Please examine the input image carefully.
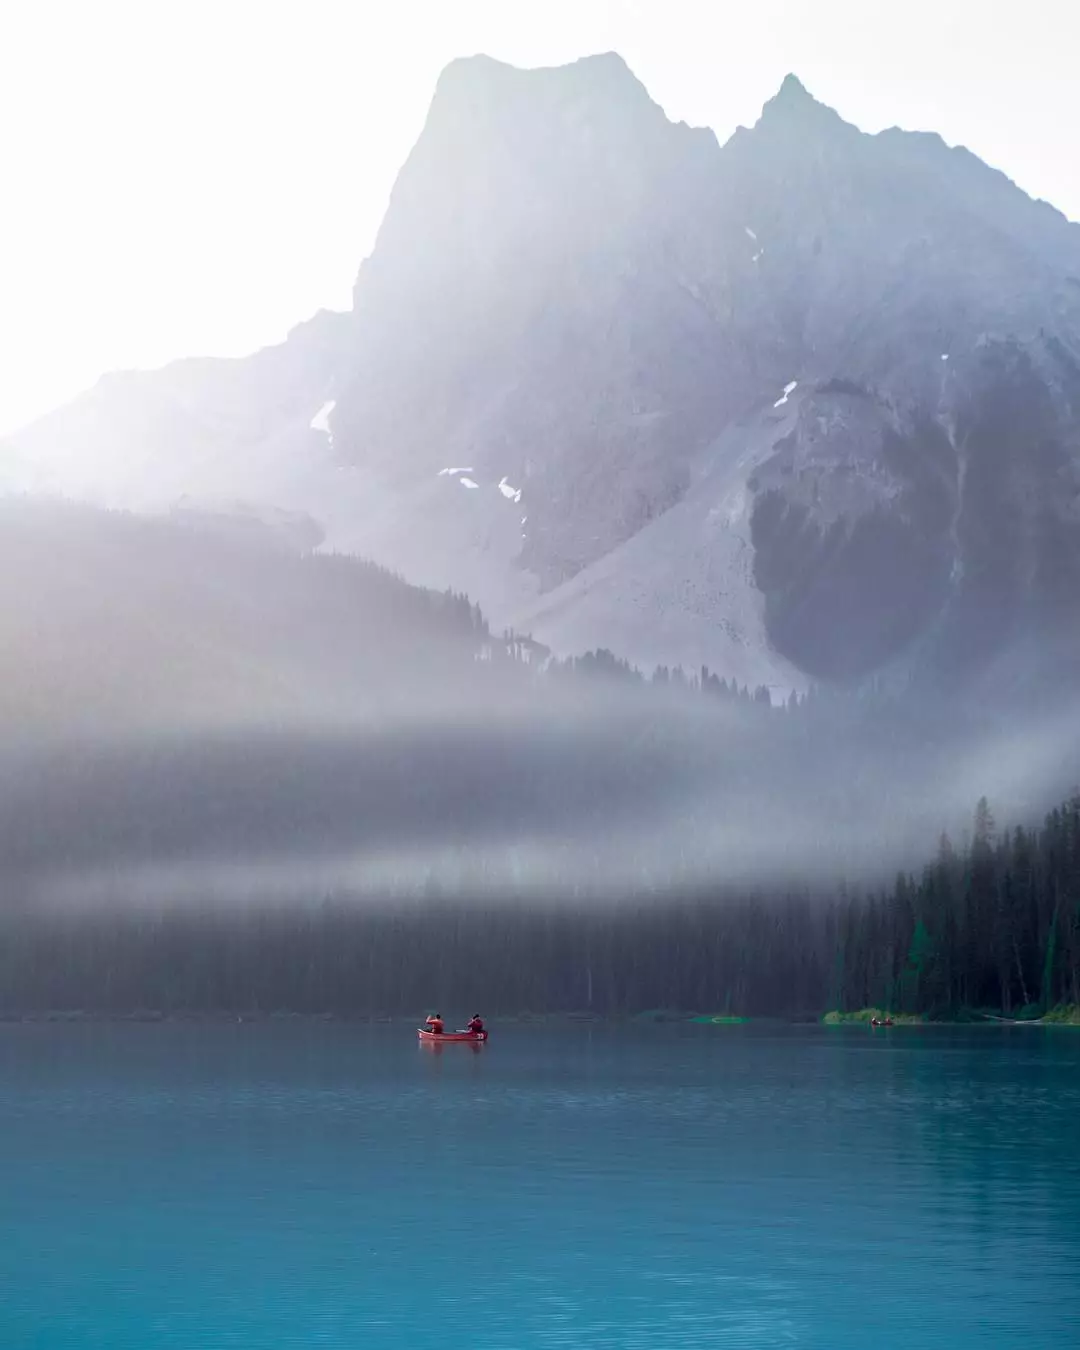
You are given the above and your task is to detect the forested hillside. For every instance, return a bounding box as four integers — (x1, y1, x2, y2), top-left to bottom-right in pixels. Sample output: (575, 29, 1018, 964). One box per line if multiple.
(0, 498, 490, 730)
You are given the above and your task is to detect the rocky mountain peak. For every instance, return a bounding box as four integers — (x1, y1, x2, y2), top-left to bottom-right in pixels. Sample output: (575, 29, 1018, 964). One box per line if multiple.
(774, 72, 813, 104)
(350, 49, 690, 317)
(432, 49, 653, 108)
(753, 71, 855, 140)
(420, 49, 665, 151)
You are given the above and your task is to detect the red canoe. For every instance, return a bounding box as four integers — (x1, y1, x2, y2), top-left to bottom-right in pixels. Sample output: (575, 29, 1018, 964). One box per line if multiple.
(417, 1028, 488, 1043)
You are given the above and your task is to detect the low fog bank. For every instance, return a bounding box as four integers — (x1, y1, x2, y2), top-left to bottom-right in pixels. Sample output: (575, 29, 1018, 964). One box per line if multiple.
(4, 690, 1078, 911)
(0, 497, 1076, 913)
(4, 786, 1078, 1019)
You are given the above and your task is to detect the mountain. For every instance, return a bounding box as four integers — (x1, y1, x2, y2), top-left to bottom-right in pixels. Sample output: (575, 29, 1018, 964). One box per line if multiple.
(6, 54, 1080, 691)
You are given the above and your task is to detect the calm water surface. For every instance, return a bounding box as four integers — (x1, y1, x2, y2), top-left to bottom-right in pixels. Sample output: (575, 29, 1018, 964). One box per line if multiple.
(0, 1022, 1077, 1348)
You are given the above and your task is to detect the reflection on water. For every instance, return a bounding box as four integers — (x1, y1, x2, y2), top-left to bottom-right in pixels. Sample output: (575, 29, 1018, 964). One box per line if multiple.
(0, 1022, 1077, 1348)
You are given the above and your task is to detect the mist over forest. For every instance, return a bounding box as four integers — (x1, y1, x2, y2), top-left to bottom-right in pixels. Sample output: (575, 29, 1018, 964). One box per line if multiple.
(0, 501, 1074, 896)
(0, 498, 1075, 1018)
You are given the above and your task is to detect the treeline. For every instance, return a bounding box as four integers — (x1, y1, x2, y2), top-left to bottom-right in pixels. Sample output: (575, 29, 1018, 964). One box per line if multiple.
(0, 895, 833, 1018)
(545, 646, 779, 707)
(835, 793, 1080, 1018)
(0, 792, 1076, 1018)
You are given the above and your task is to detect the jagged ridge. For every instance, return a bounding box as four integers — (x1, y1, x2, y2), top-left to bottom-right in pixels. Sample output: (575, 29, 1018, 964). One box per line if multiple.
(5, 55, 1080, 690)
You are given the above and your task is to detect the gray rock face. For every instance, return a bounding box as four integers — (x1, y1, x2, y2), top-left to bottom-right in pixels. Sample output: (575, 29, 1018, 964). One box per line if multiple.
(7, 55, 1080, 690)
(335, 54, 733, 586)
(331, 53, 1080, 686)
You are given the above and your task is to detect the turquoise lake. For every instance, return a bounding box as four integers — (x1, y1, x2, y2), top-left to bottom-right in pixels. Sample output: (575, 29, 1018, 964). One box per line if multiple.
(1, 1021, 1077, 1348)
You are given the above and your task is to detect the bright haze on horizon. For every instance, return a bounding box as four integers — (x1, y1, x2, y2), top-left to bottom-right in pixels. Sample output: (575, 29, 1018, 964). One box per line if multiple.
(1, 0, 1077, 437)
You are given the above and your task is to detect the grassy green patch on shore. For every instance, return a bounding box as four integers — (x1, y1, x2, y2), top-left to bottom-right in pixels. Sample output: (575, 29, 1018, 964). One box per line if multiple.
(1042, 1004, 1080, 1025)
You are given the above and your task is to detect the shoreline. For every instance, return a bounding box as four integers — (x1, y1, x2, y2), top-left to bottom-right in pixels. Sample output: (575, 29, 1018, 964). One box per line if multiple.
(0, 1008, 1076, 1027)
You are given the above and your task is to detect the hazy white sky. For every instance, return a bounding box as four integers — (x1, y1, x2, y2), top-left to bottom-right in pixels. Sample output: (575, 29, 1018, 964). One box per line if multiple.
(1, 0, 1077, 434)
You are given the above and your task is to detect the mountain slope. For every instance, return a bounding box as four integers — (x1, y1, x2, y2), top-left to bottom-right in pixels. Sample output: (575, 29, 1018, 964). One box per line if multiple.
(6, 309, 347, 517)
(6, 55, 1080, 689)
(0, 498, 488, 731)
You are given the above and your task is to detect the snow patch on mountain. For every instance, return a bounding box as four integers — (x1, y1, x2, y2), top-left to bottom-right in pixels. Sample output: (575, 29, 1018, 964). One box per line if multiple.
(310, 400, 335, 433)
(498, 476, 523, 502)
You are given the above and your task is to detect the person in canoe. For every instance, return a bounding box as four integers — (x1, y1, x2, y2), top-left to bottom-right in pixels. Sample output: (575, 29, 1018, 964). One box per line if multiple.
(425, 1012, 445, 1036)
(467, 1013, 485, 1038)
